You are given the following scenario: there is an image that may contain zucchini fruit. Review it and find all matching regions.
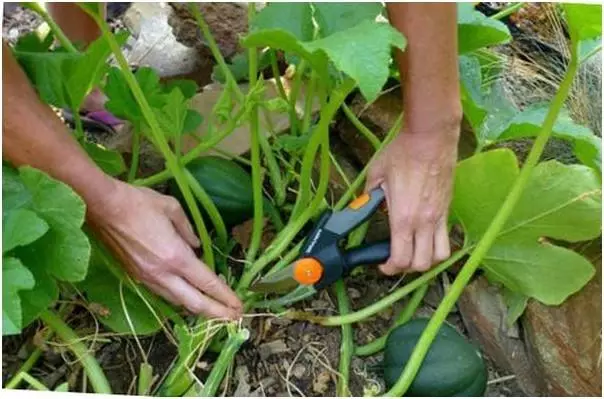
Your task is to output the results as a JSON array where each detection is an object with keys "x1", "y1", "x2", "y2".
[{"x1": 382, "y1": 318, "x2": 487, "y2": 396}]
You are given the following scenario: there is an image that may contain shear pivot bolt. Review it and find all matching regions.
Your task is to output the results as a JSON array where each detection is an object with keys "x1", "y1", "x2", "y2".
[{"x1": 293, "y1": 258, "x2": 323, "y2": 285}]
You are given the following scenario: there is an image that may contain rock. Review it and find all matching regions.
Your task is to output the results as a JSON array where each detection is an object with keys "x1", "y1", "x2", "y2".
[
  {"x1": 233, "y1": 365, "x2": 251, "y2": 396},
  {"x1": 168, "y1": 2, "x2": 248, "y2": 60},
  {"x1": 122, "y1": 2, "x2": 208, "y2": 82},
  {"x1": 522, "y1": 239, "x2": 602, "y2": 396},
  {"x1": 258, "y1": 339, "x2": 289, "y2": 360},
  {"x1": 457, "y1": 275, "x2": 541, "y2": 396}
]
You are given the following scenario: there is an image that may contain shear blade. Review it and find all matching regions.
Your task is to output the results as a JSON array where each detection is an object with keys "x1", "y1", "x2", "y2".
[{"x1": 249, "y1": 264, "x2": 300, "y2": 293}]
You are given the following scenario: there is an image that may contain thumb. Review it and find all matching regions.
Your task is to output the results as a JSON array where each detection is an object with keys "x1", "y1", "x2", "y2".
[{"x1": 365, "y1": 159, "x2": 386, "y2": 193}]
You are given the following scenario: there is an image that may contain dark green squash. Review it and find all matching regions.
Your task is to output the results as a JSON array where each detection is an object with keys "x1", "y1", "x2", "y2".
[
  {"x1": 382, "y1": 318, "x2": 487, "y2": 397},
  {"x1": 169, "y1": 156, "x2": 255, "y2": 227}
]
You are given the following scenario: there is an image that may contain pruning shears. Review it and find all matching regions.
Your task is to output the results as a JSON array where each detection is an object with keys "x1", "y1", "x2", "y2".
[{"x1": 250, "y1": 187, "x2": 390, "y2": 294}]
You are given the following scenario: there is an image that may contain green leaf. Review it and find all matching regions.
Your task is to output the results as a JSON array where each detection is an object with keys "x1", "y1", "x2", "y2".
[
  {"x1": 2, "y1": 257, "x2": 35, "y2": 335},
  {"x1": 452, "y1": 149, "x2": 601, "y2": 305},
  {"x1": 2, "y1": 209, "x2": 49, "y2": 254},
  {"x1": 183, "y1": 110, "x2": 204, "y2": 134},
  {"x1": 14, "y1": 31, "x2": 54, "y2": 53},
  {"x1": 81, "y1": 141, "x2": 127, "y2": 176},
  {"x1": 17, "y1": 166, "x2": 90, "y2": 282},
  {"x1": 313, "y1": 2, "x2": 384, "y2": 38},
  {"x1": 78, "y1": 255, "x2": 163, "y2": 335},
  {"x1": 275, "y1": 134, "x2": 310, "y2": 154},
  {"x1": 303, "y1": 20, "x2": 406, "y2": 102},
  {"x1": 459, "y1": 54, "x2": 486, "y2": 132},
  {"x1": 14, "y1": 51, "x2": 73, "y2": 107},
  {"x1": 252, "y1": 2, "x2": 314, "y2": 41},
  {"x1": 563, "y1": 4, "x2": 602, "y2": 43},
  {"x1": 503, "y1": 289, "x2": 528, "y2": 327},
  {"x1": 2, "y1": 164, "x2": 32, "y2": 213},
  {"x1": 457, "y1": 3, "x2": 511, "y2": 54},
  {"x1": 574, "y1": 134, "x2": 602, "y2": 174},
  {"x1": 156, "y1": 88, "x2": 187, "y2": 139},
  {"x1": 263, "y1": 97, "x2": 290, "y2": 113},
  {"x1": 212, "y1": 50, "x2": 273, "y2": 84},
  {"x1": 163, "y1": 79, "x2": 198, "y2": 99},
  {"x1": 578, "y1": 36, "x2": 602, "y2": 63}
]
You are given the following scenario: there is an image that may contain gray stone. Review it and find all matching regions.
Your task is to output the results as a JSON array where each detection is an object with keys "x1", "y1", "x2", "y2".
[
  {"x1": 258, "y1": 339, "x2": 289, "y2": 360},
  {"x1": 122, "y1": 2, "x2": 205, "y2": 80}
]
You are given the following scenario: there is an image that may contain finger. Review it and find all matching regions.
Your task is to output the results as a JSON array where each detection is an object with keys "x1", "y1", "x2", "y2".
[
  {"x1": 146, "y1": 280, "x2": 182, "y2": 307},
  {"x1": 380, "y1": 188, "x2": 413, "y2": 276},
  {"x1": 433, "y1": 216, "x2": 451, "y2": 262},
  {"x1": 164, "y1": 197, "x2": 200, "y2": 248},
  {"x1": 411, "y1": 224, "x2": 433, "y2": 272},
  {"x1": 179, "y1": 253, "x2": 243, "y2": 312},
  {"x1": 162, "y1": 274, "x2": 241, "y2": 320}
]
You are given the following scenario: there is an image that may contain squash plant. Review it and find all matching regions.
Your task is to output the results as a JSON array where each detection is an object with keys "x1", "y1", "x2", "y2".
[{"x1": 3, "y1": 2, "x2": 602, "y2": 397}]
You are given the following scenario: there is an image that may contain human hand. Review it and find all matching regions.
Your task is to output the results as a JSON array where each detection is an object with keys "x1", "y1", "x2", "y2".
[
  {"x1": 87, "y1": 180, "x2": 243, "y2": 320},
  {"x1": 366, "y1": 118, "x2": 460, "y2": 275}
]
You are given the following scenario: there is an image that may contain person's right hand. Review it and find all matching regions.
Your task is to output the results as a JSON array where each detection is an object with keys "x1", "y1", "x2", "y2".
[{"x1": 87, "y1": 180, "x2": 243, "y2": 320}]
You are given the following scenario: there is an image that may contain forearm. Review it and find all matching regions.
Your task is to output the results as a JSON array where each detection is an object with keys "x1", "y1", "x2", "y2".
[
  {"x1": 2, "y1": 42, "x2": 116, "y2": 219},
  {"x1": 387, "y1": 3, "x2": 461, "y2": 133}
]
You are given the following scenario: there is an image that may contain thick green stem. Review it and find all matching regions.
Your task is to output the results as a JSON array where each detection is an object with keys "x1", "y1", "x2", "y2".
[
  {"x1": 82, "y1": 12, "x2": 212, "y2": 269},
  {"x1": 259, "y1": 127, "x2": 286, "y2": 206},
  {"x1": 335, "y1": 280, "x2": 353, "y2": 397},
  {"x1": 39, "y1": 310, "x2": 111, "y2": 394},
  {"x1": 133, "y1": 106, "x2": 248, "y2": 187},
  {"x1": 301, "y1": 71, "x2": 317, "y2": 134},
  {"x1": 383, "y1": 44, "x2": 580, "y2": 398},
  {"x1": 237, "y1": 80, "x2": 355, "y2": 291},
  {"x1": 246, "y1": 3, "x2": 264, "y2": 263},
  {"x1": 200, "y1": 328, "x2": 249, "y2": 396},
  {"x1": 355, "y1": 281, "x2": 429, "y2": 356},
  {"x1": 184, "y1": 169, "x2": 226, "y2": 252},
  {"x1": 188, "y1": 5, "x2": 244, "y2": 103},
  {"x1": 73, "y1": 112, "x2": 85, "y2": 140},
  {"x1": 298, "y1": 249, "x2": 468, "y2": 326},
  {"x1": 127, "y1": 130, "x2": 141, "y2": 182},
  {"x1": 289, "y1": 60, "x2": 307, "y2": 136},
  {"x1": 341, "y1": 104, "x2": 381, "y2": 150},
  {"x1": 138, "y1": 363, "x2": 154, "y2": 395},
  {"x1": 22, "y1": 2, "x2": 77, "y2": 53},
  {"x1": 490, "y1": 2, "x2": 525, "y2": 20}
]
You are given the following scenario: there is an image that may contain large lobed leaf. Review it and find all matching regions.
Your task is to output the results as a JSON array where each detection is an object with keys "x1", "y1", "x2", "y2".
[
  {"x1": 242, "y1": 19, "x2": 405, "y2": 102},
  {"x1": 3, "y1": 257, "x2": 35, "y2": 335},
  {"x1": 312, "y1": 2, "x2": 384, "y2": 38},
  {"x1": 2, "y1": 165, "x2": 91, "y2": 333},
  {"x1": 457, "y1": 3, "x2": 511, "y2": 54},
  {"x1": 452, "y1": 149, "x2": 601, "y2": 307}
]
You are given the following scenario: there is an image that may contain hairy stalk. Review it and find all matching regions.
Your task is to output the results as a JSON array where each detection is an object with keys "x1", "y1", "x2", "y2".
[
  {"x1": 39, "y1": 310, "x2": 111, "y2": 394},
  {"x1": 127, "y1": 130, "x2": 141, "y2": 182},
  {"x1": 289, "y1": 60, "x2": 308, "y2": 136},
  {"x1": 301, "y1": 71, "x2": 317, "y2": 134},
  {"x1": 383, "y1": 44, "x2": 580, "y2": 398},
  {"x1": 335, "y1": 280, "x2": 353, "y2": 397},
  {"x1": 246, "y1": 3, "x2": 264, "y2": 263},
  {"x1": 259, "y1": 126, "x2": 286, "y2": 206},
  {"x1": 490, "y1": 2, "x2": 525, "y2": 20},
  {"x1": 184, "y1": 169, "x2": 227, "y2": 251},
  {"x1": 188, "y1": 4, "x2": 244, "y2": 103},
  {"x1": 82, "y1": 11, "x2": 213, "y2": 269},
  {"x1": 293, "y1": 249, "x2": 468, "y2": 326},
  {"x1": 199, "y1": 328, "x2": 249, "y2": 396},
  {"x1": 341, "y1": 104, "x2": 381, "y2": 150},
  {"x1": 236, "y1": 80, "x2": 355, "y2": 291},
  {"x1": 22, "y1": 2, "x2": 77, "y2": 53},
  {"x1": 133, "y1": 105, "x2": 248, "y2": 187},
  {"x1": 355, "y1": 281, "x2": 429, "y2": 356}
]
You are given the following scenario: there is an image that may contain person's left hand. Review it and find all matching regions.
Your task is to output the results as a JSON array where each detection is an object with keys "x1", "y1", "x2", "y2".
[{"x1": 366, "y1": 118, "x2": 459, "y2": 275}]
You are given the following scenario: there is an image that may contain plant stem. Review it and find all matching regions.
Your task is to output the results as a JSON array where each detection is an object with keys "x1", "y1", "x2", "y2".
[
  {"x1": 269, "y1": 50, "x2": 289, "y2": 102},
  {"x1": 199, "y1": 328, "x2": 249, "y2": 396},
  {"x1": 4, "y1": 329, "x2": 49, "y2": 389},
  {"x1": 301, "y1": 70, "x2": 317, "y2": 134},
  {"x1": 355, "y1": 281, "x2": 428, "y2": 357},
  {"x1": 39, "y1": 310, "x2": 111, "y2": 394},
  {"x1": 383, "y1": 44, "x2": 580, "y2": 398},
  {"x1": 297, "y1": 249, "x2": 467, "y2": 326},
  {"x1": 490, "y1": 2, "x2": 525, "y2": 20},
  {"x1": 73, "y1": 112, "x2": 85, "y2": 140},
  {"x1": 237, "y1": 80, "x2": 355, "y2": 291},
  {"x1": 184, "y1": 169, "x2": 226, "y2": 254},
  {"x1": 22, "y1": 2, "x2": 78, "y2": 53},
  {"x1": 138, "y1": 363, "x2": 154, "y2": 396},
  {"x1": 188, "y1": 4, "x2": 244, "y2": 103},
  {"x1": 245, "y1": 3, "x2": 263, "y2": 264},
  {"x1": 133, "y1": 105, "x2": 248, "y2": 187},
  {"x1": 289, "y1": 60, "x2": 307, "y2": 136},
  {"x1": 335, "y1": 280, "x2": 353, "y2": 397},
  {"x1": 341, "y1": 104, "x2": 381, "y2": 150},
  {"x1": 84, "y1": 13, "x2": 212, "y2": 269},
  {"x1": 127, "y1": 130, "x2": 141, "y2": 182}
]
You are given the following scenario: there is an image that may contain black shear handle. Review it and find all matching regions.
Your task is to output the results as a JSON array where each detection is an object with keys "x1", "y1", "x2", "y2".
[{"x1": 342, "y1": 240, "x2": 390, "y2": 273}]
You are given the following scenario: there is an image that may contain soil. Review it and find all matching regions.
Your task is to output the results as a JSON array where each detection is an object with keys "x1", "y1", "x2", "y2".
[{"x1": 1, "y1": 3, "x2": 595, "y2": 398}]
